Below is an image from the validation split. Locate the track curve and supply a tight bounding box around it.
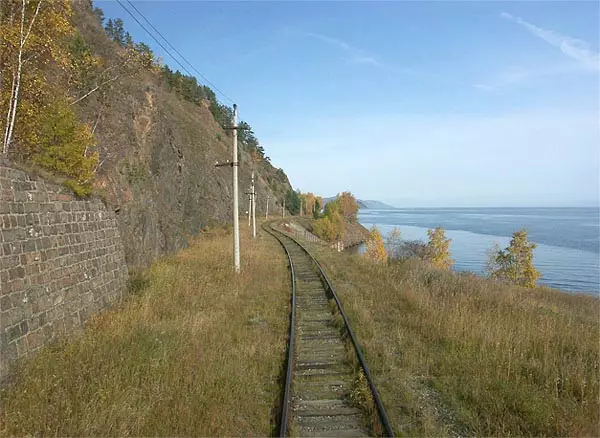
[264,222,393,437]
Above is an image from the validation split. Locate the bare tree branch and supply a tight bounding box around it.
[70,74,121,106]
[91,102,106,134]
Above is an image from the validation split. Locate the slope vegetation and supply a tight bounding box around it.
[301,237,599,436]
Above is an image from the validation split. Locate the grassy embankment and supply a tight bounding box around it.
[1,222,289,436]
[300,229,599,437]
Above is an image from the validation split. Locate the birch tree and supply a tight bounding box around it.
[1,0,72,155]
[2,0,42,154]
[425,227,454,269]
[0,1,98,194]
[487,230,540,288]
[365,226,387,263]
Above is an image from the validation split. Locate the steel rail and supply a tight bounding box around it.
[262,223,296,438]
[269,221,395,437]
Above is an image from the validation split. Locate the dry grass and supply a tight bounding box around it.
[305,240,599,437]
[1,222,289,436]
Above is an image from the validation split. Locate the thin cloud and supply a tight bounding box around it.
[473,64,593,93]
[473,84,495,92]
[473,69,533,92]
[352,56,386,68]
[304,31,403,73]
[501,12,600,71]
[306,32,353,52]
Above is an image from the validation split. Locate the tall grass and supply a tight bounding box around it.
[306,243,599,436]
[1,224,289,436]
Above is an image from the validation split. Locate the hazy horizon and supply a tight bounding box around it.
[364,203,600,209]
[326,197,600,209]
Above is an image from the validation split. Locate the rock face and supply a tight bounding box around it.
[0,163,128,381]
[98,86,291,269]
[71,3,293,269]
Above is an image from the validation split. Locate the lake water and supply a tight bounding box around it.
[358,207,599,296]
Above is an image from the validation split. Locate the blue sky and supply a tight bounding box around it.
[99,1,599,207]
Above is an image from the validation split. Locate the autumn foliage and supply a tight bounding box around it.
[1,0,97,194]
[424,227,454,269]
[300,192,316,217]
[487,229,540,288]
[386,227,403,259]
[311,192,359,242]
[337,191,359,222]
[364,226,387,262]
[312,216,339,242]
[313,203,344,242]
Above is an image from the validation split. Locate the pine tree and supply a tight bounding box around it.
[92,7,104,25]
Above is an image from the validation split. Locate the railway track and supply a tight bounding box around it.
[264,222,393,437]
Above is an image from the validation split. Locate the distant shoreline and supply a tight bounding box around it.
[358,208,599,296]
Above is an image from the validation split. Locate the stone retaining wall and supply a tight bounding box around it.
[0,164,128,380]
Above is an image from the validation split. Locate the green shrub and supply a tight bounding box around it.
[34,98,98,196]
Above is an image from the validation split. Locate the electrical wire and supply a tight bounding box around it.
[124,0,235,105]
[115,0,235,105]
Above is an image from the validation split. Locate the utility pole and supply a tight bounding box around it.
[300,198,303,216]
[248,193,251,227]
[231,105,240,272]
[244,173,256,238]
[282,199,285,218]
[215,104,240,273]
[251,172,256,238]
[266,195,270,219]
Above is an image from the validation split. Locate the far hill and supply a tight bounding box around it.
[358,199,396,209]
[323,197,396,209]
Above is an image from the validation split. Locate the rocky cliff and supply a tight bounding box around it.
[70,2,292,268]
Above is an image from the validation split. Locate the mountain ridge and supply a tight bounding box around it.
[323,196,396,209]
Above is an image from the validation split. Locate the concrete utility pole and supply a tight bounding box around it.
[282,199,285,218]
[215,104,242,273]
[300,198,303,216]
[266,195,270,219]
[248,194,251,227]
[232,105,240,272]
[251,171,256,239]
[244,175,256,238]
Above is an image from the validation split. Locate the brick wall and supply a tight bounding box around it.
[0,164,128,381]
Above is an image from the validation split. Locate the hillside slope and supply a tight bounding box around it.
[69,2,292,267]
[323,196,395,210]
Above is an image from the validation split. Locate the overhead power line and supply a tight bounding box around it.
[115,0,192,76]
[124,0,235,104]
[115,0,235,105]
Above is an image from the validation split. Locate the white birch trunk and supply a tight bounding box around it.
[3,0,42,154]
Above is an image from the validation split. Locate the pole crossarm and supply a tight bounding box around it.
[222,126,250,131]
[215,161,238,168]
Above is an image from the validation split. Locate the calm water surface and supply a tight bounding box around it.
[358,207,599,296]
